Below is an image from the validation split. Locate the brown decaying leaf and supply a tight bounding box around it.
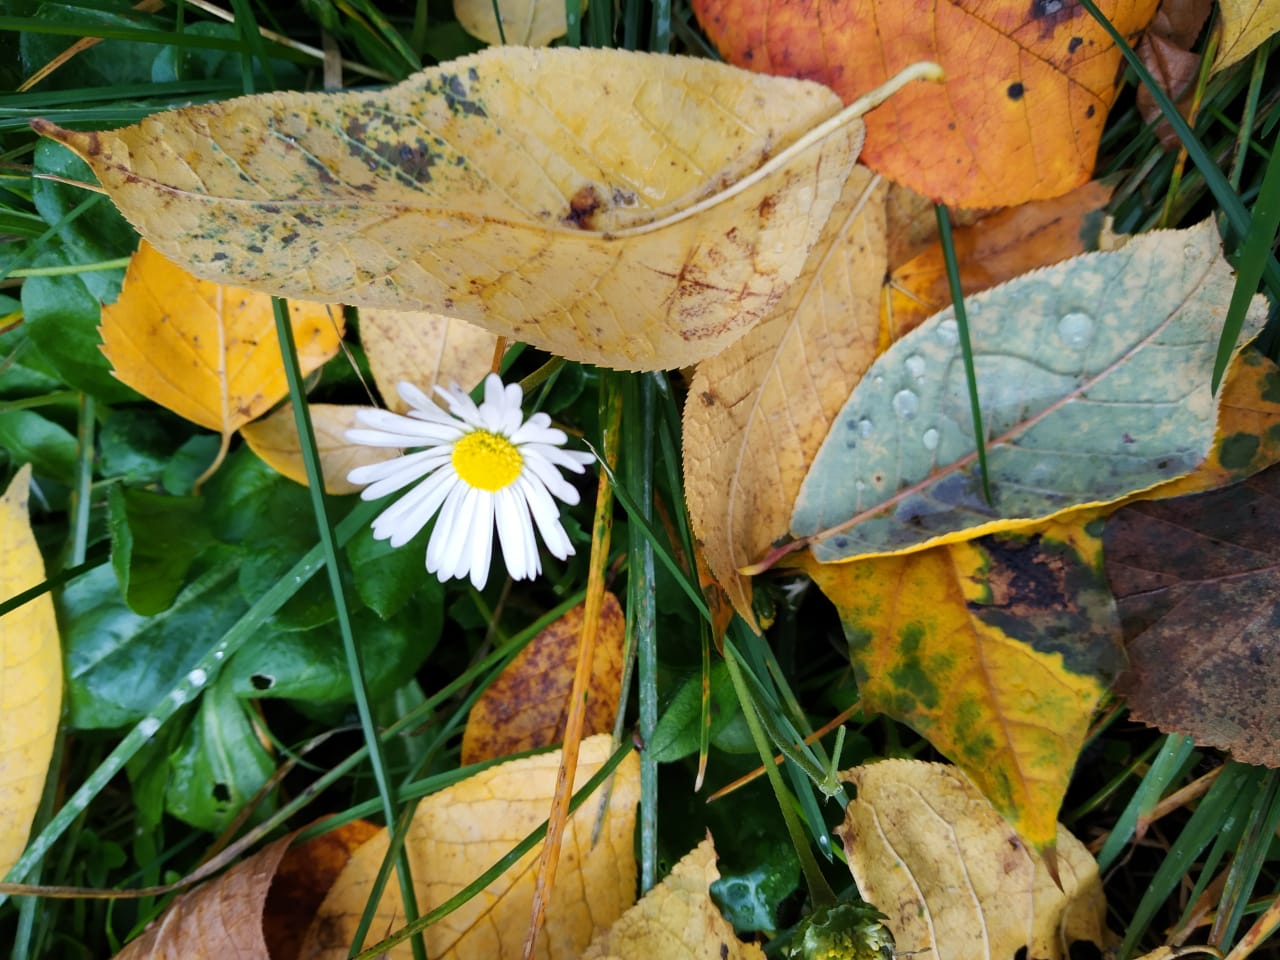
[1104,463,1280,768]
[263,821,382,960]
[683,168,885,628]
[1136,0,1209,153]
[461,593,625,766]
[882,180,1115,342]
[839,760,1109,960]
[581,836,764,960]
[240,403,395,494]
[115,831,298,959]
[691,0,1160,207]
[99,241,344,435]
[299,735,639,959]
[360,309,498,413]
[35,47,866,371]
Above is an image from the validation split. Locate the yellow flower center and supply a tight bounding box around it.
[452,430,523,492]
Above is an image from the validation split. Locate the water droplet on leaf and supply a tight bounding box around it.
[936,319,960,345]
[892,389,919,419]
[922,428,939,451]
[1057,311,1095,349]
[857,418,874,437]
[905,354,926,380]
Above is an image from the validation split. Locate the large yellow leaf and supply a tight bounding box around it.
[299,735,639,959]
[803,516,1125,854]
[1213,0,1280,72]
[99,241,344,435]
[839,760,1108,960]
[240,403,395,494]
[581,837,764,960]
[0,465,62,879]
[683,168,885,628]
[360,308,497,413]
[36,47,870,371]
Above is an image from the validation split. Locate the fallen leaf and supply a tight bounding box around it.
[1213,0,1280,72]
[99,241,344,435]
[882,180,1115,342]
[1136,22,1204,151]
[839,760,1109,960]
[299,735,639,959]
[0,465,61,879]
[360,309,498,414]
[788,220,1267,566]
[581,836,765,960]
[36,47,867,371]
[454,0,582,46]
[461,594,625,765]
[804,516,1125,852]
[264,821,382,960]
[240,403,395,494]
[691,0,1159,207]
[115,831,297,958]
[683,168,886,627]
[1104,462,1280,767]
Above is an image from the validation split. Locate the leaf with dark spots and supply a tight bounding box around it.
[1104,463,1280,766]
[35,46,868,371]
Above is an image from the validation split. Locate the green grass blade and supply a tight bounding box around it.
[934,203,992,504]
[1096,734,1197,872]
[269,298,425,960]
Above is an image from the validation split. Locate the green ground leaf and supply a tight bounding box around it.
[346,522,440,620]
[108,485,213,615]
[98,408,194,485]
[61,561,246,729]
[0,408,77,486]
[649,661,738,762]
[793,220,1268,563]
[33,140,136,265]
[165,670,275,832]
[225,610,429,704]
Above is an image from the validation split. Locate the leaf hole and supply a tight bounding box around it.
[211,782,231,804]
[251,673,275,690]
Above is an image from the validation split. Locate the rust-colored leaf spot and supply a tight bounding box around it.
[1104,463,1280,767]
[461,593,625,765]
[691,0,1160,206]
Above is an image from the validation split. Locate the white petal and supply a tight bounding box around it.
[352,408,459,440]
[522,453,582,504]
[510,419,566,446]
[439,382,484,428]
[494,486,533,580]
[396,381,452,420]
[437,486,481,581]
[348,448,449,495]
[467,493,496,589]
[371,469,458,546]
[523,443,594,474]
[517,475,573,559]
[425,483,467,576]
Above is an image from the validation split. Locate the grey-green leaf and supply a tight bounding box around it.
[792,221,1268,563]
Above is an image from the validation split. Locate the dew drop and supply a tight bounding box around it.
[1057,311,1095,349]
[213,651,224,661]
[187,668,208,687]
[922,428,940,451]
[137,717,160,738]
[873,374,885,385]
[168,688,187,705]
[905,354,926,381]
[936,319,960,345]
[857,418,874,437]
[892,389,919,419]
[855,480,867,492]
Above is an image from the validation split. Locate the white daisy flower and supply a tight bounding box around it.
[346,373,595,589]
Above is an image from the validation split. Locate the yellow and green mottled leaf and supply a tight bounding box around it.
[805,517,1125,851]
[792,220,1268,563]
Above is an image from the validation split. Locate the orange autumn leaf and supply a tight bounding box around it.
[359,309,498,414]
[882,180,1115,342]
[461,594,626,766]
[100,241,344,436]
[692,0,1160,207]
